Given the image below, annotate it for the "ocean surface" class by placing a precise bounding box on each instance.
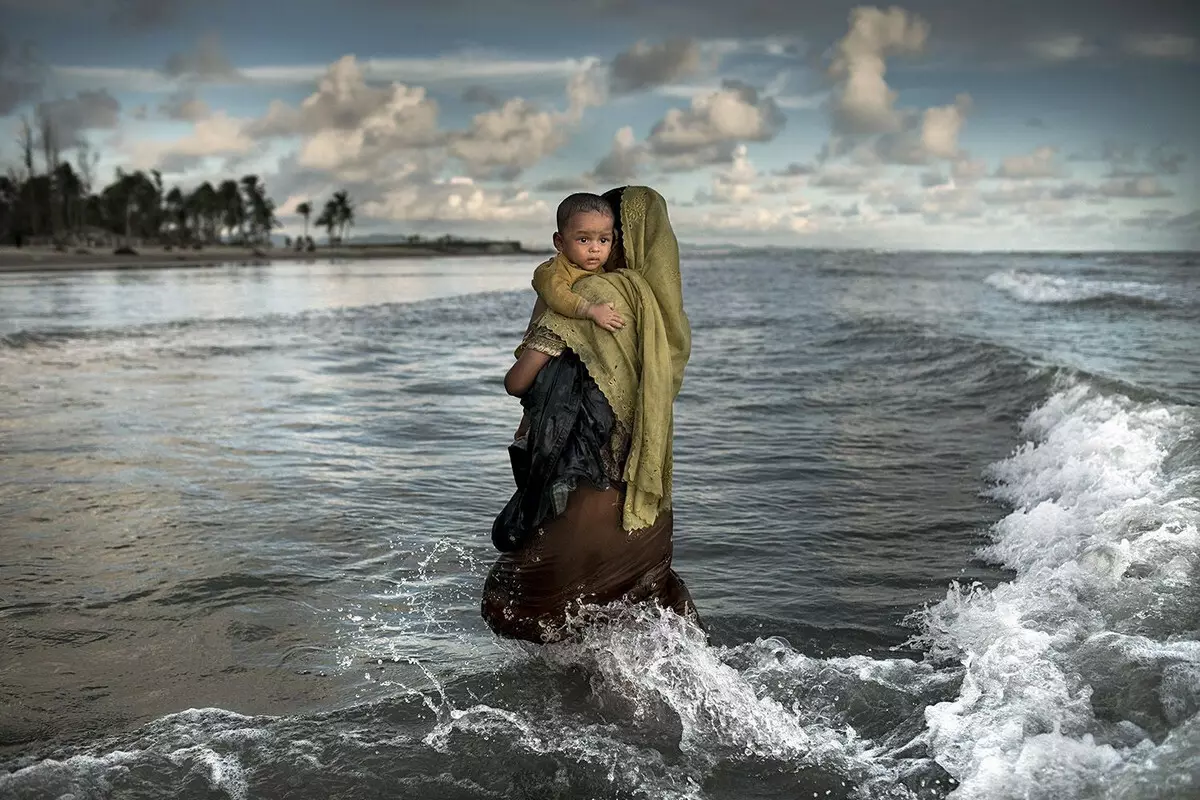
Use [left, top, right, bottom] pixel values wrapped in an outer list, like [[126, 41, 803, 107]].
[[0, 250, 1196, 800]]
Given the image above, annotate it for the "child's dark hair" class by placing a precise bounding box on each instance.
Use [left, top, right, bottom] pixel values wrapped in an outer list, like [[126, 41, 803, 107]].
[[556, 192, 614, 232]]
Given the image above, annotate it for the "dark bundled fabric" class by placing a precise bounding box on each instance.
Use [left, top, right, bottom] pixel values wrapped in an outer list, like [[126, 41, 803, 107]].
[[491, 350, 616, 553], [483, 345, 700, 644], [482, 487, 698, 643]]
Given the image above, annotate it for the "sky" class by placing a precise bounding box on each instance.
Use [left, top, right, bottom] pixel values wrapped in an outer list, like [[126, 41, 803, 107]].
[[1, 0, 1197, 250]]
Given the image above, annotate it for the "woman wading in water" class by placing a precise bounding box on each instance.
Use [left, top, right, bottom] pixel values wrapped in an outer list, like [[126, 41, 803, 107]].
[[482, 185, 700, 643]]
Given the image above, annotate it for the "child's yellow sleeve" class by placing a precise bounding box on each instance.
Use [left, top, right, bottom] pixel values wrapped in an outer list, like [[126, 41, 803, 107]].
[[532, 259, 591, 319]]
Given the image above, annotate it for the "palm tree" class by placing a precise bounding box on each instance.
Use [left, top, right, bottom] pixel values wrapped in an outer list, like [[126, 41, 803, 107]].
[[187, 181, 220, 244], [217, 179, 244, 244], [164, 186, 185, 244], [332, 190, 354, 244], [296, 201, 311, 242], [316, 198, 338, 246], [240, 174, 277, 245]]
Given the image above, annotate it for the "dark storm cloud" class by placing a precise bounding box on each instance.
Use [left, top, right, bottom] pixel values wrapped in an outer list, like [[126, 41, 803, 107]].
[[162, 33, 242, 81], [35, 88, 121, 147], [366, 0, 1197, 62], [0, 33, 44, 115], [609, 38, 704, 93]]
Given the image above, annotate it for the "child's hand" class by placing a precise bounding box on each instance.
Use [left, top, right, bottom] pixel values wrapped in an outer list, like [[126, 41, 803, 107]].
[[588, 302, 625, 332]]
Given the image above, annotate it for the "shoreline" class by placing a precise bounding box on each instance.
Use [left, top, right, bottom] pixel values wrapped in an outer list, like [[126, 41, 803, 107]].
[[0, 244, 552, 274]]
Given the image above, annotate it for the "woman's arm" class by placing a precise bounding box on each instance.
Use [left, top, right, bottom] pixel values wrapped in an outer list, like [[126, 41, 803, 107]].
[[504, 348, 552, 397]]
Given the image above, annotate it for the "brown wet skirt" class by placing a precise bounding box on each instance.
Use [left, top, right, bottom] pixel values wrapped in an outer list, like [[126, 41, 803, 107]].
[[482, 484, 698, 643]]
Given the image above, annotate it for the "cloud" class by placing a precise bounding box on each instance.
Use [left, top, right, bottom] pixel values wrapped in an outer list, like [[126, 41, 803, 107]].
[[646, 79, 785, 168], [449, 66, 604, 179], [1098, 176, 1174, 198], [995, 146, 1064, 179], [920, 182, 985, 222], [826, 6, 929, 136], [695, 143, 758, 203], [536, 175, 596, 193], [1122, 33, 1196, 59], [158, 89, 210, 121], [162, 33, 242, 82], [1099, 142, 1188, 177], [55, 54, 599, 95], [1025, 117, 1048, 129], [130, 111, 255, 172], [812, 164, 879, 192], [361, 176, 549, 224], [245, 56, 442, 183], [951, 157, 988, 184], [35, 89, 121, 148], [688, 201, 815, 235], [920, 94, 971, 160], [773, 162, 814, 178], [609, 38, 705, 93], [461, 85, 501, 107], [873, 92, 972, 165], [109, 0, 194, 31], [920, 170, 949, 188], [448, 98, 570, 180], [1026, 34, 1096, 61], [867, 184, 923, 215], [0, 33, 44, 115], [591, 125, 645, 182]]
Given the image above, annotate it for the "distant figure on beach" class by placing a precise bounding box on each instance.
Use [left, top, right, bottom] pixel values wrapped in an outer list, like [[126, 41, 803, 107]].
[[483, 185, 700, 643]]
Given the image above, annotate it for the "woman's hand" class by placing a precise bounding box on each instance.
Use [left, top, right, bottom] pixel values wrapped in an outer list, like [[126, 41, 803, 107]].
[[504, 349, 552, 397]]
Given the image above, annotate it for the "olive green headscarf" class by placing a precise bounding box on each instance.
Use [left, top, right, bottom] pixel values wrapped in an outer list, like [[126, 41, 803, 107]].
[[537, 186, 691, 532]]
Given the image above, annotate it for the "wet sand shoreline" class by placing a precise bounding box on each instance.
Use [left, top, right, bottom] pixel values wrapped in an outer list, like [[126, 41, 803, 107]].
[[0, 244, 549, 273]]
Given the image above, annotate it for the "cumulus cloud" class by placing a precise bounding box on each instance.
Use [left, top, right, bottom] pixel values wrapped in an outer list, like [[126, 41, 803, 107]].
[[920, 93, 971, 160], [1100, 142, 1189, 177], [646, 79, 785, 169], [1098, 176, 1174, 198], [591, 125, 645, 182], [1122, 33, 1196, 59], [449, 98, 570, 180], [826, 6, 929, 136], [251, 56, 439, 141], [951, 157, 988, 184], [158, 89, 210, 121], [445, 61, 605, 179], [995, 146, 1064, 179], [361, 176, 549, 224], [867, 184, 923, 215], [35, 89, 121, 147], [609, 38, 705, 93], [695, 144, 758, 203], [689, 201, 815, 235], [162, 33, 241, 82], [130, 111, 254, 172], [921, 182, 985, 222], [812, 164, 878, 192], [1026, 34, 1096, 61]]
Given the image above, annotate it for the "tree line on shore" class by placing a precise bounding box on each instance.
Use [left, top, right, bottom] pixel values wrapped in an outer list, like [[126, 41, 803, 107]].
[[0, 114, 356, 251]]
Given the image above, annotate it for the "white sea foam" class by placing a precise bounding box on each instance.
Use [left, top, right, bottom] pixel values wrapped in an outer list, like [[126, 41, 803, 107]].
[[984, 270, 1168, 306], [912, 378, 1200, 799]]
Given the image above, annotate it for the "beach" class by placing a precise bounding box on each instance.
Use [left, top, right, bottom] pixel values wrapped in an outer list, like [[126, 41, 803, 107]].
[[0, 242, 548, 273]]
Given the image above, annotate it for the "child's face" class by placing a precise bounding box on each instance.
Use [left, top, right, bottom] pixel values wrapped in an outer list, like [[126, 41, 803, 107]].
[[553, 211, 614, 271]]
